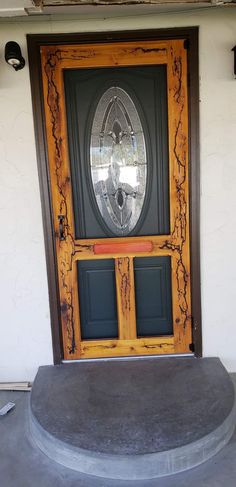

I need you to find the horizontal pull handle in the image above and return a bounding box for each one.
[94,241,153,255]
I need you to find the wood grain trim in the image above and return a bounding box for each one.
[166,40,192,352]
[40,37,193,359]
[94,241,153,255]
[115,257,137,340]
[39,39,173,359]
[41,41,168,70]
[41,48,81,359]
[80,336,174,358]
[73,235,175,260]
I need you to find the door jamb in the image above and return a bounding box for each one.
[27,27,201,363]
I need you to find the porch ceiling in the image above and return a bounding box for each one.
[0,0,236,18]
[43,0,235,3]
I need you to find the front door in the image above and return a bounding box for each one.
[41,39,192,360]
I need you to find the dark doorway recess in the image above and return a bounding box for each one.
[27,27,201,363]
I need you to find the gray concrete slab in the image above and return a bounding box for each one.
[31,357,234,454]
[0,376,235,487]
[29,357,236,480]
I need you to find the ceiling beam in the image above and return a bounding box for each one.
[43,0,234,3]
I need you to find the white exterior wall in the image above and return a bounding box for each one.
[0,8,236,381]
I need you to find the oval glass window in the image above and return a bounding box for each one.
[90,87,147,236]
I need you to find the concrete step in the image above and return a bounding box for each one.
[29,357,236,480]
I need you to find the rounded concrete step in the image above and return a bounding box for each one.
[29,357,236,480]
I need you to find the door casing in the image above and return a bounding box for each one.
[27,27,201,363]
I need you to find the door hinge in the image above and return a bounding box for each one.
[58,215,66,241]
[189,314,195,352]
[184,39,190,50]
[189,342,195,353]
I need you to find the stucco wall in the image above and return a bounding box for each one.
[0,8,236,381]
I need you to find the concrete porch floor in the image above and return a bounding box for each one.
[29,357,235,479]
[0,372,236,486]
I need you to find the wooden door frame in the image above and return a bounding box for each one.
[27,27,201,364]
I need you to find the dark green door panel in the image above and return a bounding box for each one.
[77,260,118,340]
[134,256,173,337]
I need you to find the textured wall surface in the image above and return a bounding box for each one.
[0,8,236,380]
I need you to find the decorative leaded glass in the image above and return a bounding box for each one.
[90,87,147,236]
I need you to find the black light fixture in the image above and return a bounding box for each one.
[5,41,25,71]
[232,46,236,77]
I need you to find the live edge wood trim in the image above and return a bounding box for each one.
[41,39,191,359]
[27,28,201,363]
[80,337,174,359]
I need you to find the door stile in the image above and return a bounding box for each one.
[166,40,192,352]
[41,48,81,359]
[115,257,137,340]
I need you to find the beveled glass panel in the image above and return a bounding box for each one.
[90,87,147,236]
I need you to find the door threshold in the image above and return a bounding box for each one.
[62,353,194,364]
